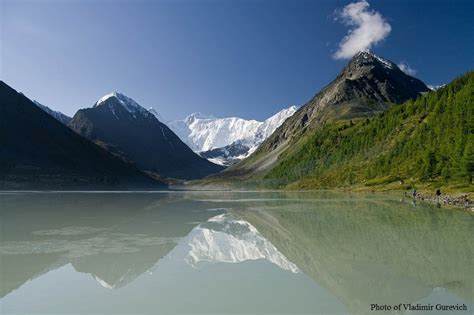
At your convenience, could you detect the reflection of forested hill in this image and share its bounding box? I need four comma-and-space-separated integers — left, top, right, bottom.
231, 197, 473, 314
0, 193, 217, 296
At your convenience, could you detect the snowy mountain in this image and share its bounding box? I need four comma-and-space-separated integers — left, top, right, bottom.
33, 100, 72, 125
69, 92, 223, 179
165, 106, 298, 165
93, 92, 153, 118
0, 82, 162, 189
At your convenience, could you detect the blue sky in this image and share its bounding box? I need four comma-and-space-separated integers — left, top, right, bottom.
1, 0, 473, 120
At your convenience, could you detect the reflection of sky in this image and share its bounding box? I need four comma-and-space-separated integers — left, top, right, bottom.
1, 261, 346, 314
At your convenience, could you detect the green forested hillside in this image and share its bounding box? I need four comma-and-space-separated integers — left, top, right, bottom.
260, 71, 474, 191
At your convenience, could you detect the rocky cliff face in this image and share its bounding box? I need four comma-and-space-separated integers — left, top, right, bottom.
259, 51, 429, 153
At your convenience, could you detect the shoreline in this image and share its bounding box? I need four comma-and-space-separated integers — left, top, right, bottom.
1, 186, 473, 212
408, 191, 473, 211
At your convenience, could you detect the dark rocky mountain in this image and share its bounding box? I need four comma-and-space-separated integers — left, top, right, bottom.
0, 81, 163, 190
69, 93, 224, 180
33, 100, 72, 125
219, 51, 430, 178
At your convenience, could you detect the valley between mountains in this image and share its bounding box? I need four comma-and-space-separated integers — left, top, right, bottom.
1, 51, 472, 198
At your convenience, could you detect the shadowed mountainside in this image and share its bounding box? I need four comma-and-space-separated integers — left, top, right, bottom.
69, 93, 223, 180
0, 82, 164, 190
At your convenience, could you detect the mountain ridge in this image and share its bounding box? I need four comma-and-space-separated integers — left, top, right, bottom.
69, 93, 224, 180
262, 71, 473, 190
0, 81, 164, 189
214, 51, 430, 179
33, 100, 72, 125
165, 106, 298, 165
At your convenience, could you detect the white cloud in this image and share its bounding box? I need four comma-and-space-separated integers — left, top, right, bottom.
398, 62, 417, 76
333, 0, 391, 59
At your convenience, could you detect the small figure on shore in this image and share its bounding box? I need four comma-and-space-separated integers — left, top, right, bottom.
412, 188, 417, 198
436, 189, 441, 207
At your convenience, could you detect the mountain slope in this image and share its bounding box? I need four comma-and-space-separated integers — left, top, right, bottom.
166, 106, 298, 165
263, 71, 474, 190
69, 93, 223, 180
0, 82, 164, 189
218, 51, 430, 178
33, 100, 72, 125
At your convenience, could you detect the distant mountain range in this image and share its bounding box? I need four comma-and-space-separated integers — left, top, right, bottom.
32, 98, 297, 167
68, 92, 223, 180
164, 107, 298, 165
2, 50, 471, 191
0, 82, 164, 190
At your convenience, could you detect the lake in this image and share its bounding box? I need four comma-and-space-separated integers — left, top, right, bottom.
0, 191, 472, 314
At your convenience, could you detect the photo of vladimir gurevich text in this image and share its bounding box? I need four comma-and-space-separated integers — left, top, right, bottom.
371, 303, 468, 312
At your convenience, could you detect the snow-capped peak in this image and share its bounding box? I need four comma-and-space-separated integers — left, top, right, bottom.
262, 105, 298, 129
354, 50, 395, 69
95, 92, 136, 107
94, 92, 151, 117
185, 112, 215, 124
165, 106, 298, 163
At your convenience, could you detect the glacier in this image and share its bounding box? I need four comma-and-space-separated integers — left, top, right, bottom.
159, 106, 298, 165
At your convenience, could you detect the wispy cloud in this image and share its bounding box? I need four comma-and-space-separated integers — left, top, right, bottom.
397, 62, 417, 76
333, 0, 391, 59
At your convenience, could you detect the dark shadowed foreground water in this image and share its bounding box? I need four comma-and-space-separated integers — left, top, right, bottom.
0, 191, 472, 315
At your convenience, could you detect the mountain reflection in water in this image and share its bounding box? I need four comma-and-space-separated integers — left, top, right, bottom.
0, 191, 472, 314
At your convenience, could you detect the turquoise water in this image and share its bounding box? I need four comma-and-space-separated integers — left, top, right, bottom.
0, 191, 472, 314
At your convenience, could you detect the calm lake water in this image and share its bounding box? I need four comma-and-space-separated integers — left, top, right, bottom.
0, 191, 472, 315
